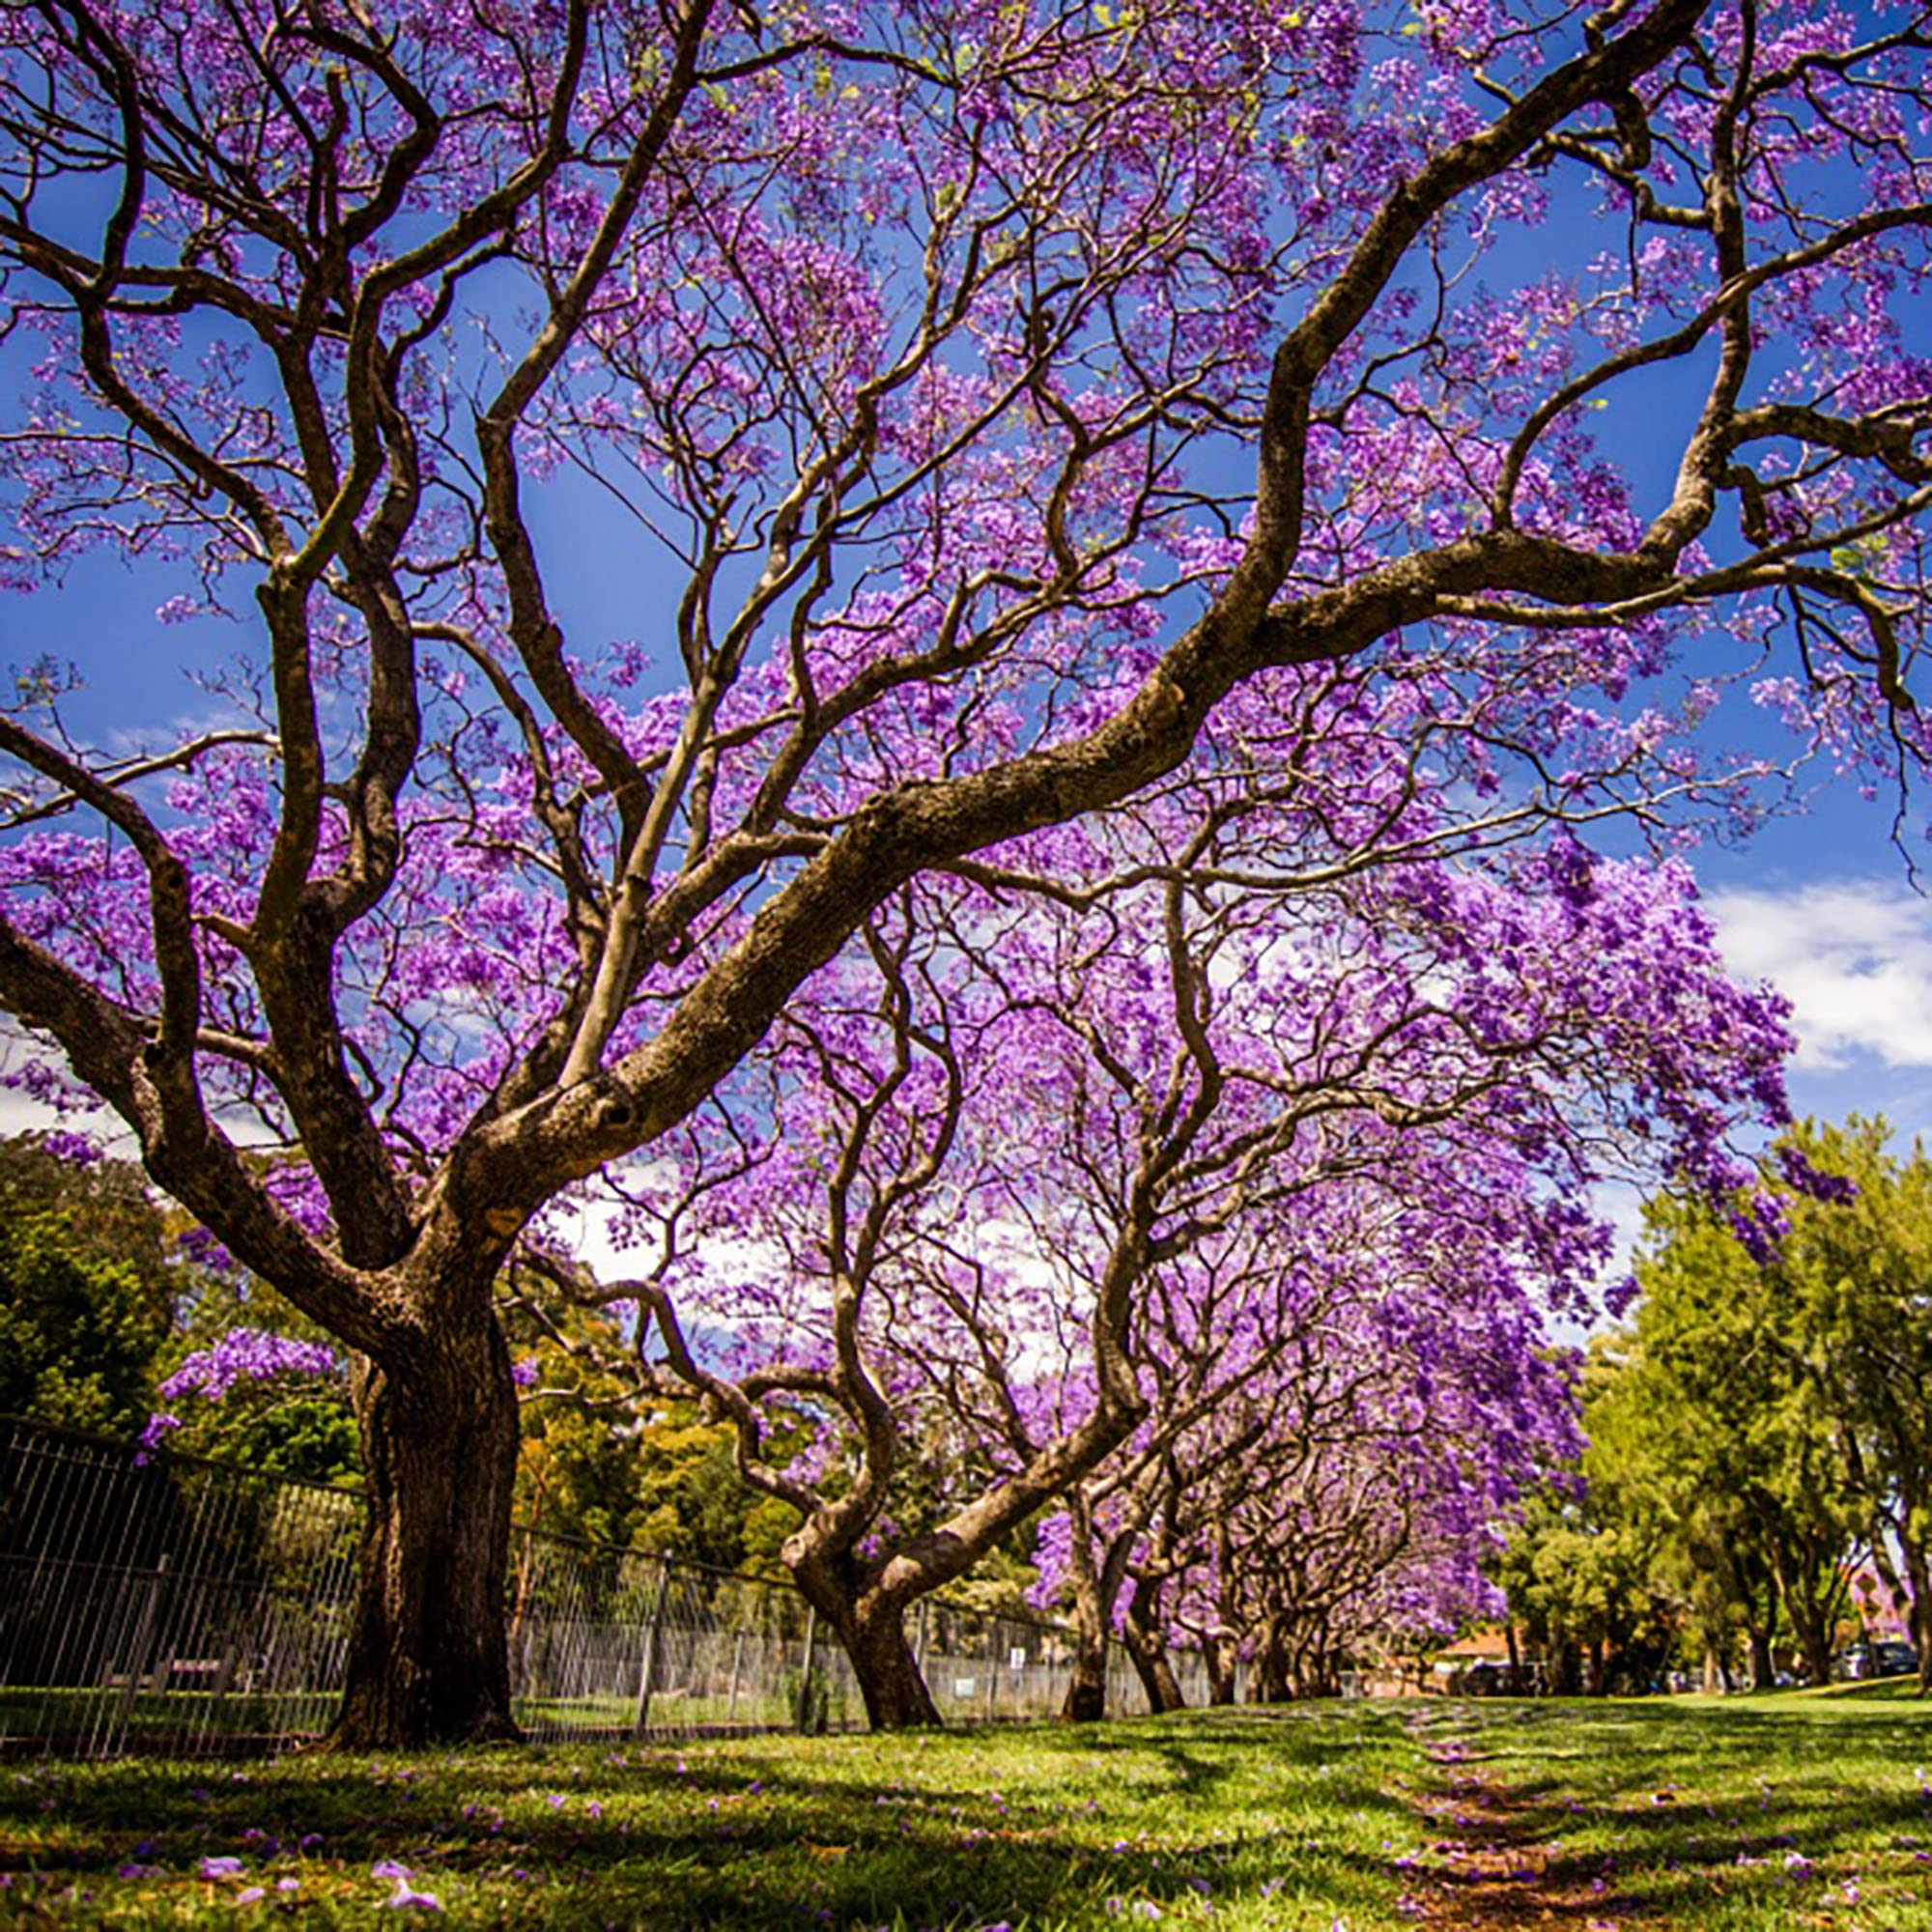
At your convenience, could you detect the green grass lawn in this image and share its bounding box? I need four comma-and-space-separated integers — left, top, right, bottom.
2, 1696, 1930, 1928
0, 1686, 834, 1747
1418, 1690, 1932, 1928
0, 1707, 1424, 1929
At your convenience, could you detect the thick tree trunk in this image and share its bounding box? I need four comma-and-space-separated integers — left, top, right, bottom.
329, 1320, 522, 1748
1292, 1650, 1338, 1699
1780, 1576, 1833, 1687
1901, 1538, 1932, 1697
1127, 1639, 1185, 1714
1798, 1619, 1833, 1688
1747, 1571, 1779, 1690
1202, 1634, 1238, 1706
1062, 1633, 1109, 1722
1059, 1520, 1111, 1721
789, 1547, 941, 1730
1122, 1596, 1185, 1714
1548, 1638, 1581, 1696
844, 1600, 941, 1729
1255, 1617, 1293, 1703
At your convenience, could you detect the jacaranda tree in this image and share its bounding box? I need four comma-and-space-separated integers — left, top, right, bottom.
0, 0, 1927, 1743
597, 716, 1794, 1726
1030, 1164, 1585, 1715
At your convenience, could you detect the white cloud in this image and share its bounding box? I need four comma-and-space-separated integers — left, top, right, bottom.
1706, 877, 1932, 1070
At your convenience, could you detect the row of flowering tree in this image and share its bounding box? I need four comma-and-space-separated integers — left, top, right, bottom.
579, 669, 1799, 1725
0, 0, 1927, 1744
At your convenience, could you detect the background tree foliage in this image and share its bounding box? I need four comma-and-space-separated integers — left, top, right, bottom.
0, 1135, 173, 1435
1503, 1118, 1931, 1693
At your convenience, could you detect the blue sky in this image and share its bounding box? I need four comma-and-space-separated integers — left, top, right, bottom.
8, 449, 1931, 1149
1, 39, 1927, 1269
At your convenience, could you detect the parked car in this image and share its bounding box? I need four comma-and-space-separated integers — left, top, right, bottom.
1832, 1639, 1919, 1681
1462, 1662, 1545, 1696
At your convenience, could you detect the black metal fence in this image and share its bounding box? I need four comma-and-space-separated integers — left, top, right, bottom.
0, 1415, 1200, 1757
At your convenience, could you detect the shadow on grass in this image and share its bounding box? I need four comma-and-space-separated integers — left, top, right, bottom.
1434, 1697, 1932, 1928
0, 1711, 1422, 1927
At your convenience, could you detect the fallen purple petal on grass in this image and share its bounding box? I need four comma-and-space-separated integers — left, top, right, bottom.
384, 1882, 443, 1912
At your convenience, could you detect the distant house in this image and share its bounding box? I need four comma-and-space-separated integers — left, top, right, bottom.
1352, 1625, 1521, 1696
1848, 1566, 1912, 1642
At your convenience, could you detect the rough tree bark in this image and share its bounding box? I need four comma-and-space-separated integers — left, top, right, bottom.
1201, 1634, 1239, 1707
1122, 1590, 1186, 1714
1902, 1542, 1932, 1697
788, 1544, 940, 1730
1060, 1612, 1111, 1723
1254, 1617, 1293, 1703
1058, 1495, 1127, 1722
330, 1316, 523, 1747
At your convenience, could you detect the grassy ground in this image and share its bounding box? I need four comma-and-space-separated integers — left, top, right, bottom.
0, 1687, 827, 1746
0, 1694, 1929, 1928
0, 1707, 1423, 1929
1414, 1690, 1932, 1928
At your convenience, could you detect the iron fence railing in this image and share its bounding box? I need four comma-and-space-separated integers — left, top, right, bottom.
0, 1414, 1205, 1758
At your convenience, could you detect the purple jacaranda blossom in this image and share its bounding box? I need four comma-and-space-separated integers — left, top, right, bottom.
1, 0, 1921, 1753
384, 1881, 443, 1912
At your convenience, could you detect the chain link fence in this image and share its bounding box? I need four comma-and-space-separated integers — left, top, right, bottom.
0, 1415, 1205, 1759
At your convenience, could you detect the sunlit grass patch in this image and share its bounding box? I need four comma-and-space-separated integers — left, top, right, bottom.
1431, 1694, 1932, 1929
0, 1707, 1425, 1928
12, 1695, 1932, 1928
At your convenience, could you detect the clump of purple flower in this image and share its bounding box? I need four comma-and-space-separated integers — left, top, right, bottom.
140, 1328, 339, 1449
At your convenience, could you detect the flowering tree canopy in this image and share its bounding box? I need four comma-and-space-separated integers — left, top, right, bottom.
0, 0, 1926, 1741
583, 705, 1795, 1722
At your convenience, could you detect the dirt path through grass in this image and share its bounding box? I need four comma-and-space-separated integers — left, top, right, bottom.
1399, 1716, 1623, 1930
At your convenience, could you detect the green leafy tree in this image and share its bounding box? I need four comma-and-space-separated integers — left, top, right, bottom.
0, 1135, 185, 1435
0, 1209, 165, 1435
1766, 1119, 1932, 1692
1614, 1192, 1861, 1688
151, 1274, 360, 1485
506, 1293, 805, 1573
1493, 1471, 1673, 1695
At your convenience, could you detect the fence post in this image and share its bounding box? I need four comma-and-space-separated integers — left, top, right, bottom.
114, 1553, 169, 1747
913, 1600, 930, 1677
984, 1619, 999, 1723
631, 1556, 673, 1738
797, 1607, 818, 1733
725, 1629, 745, 1727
